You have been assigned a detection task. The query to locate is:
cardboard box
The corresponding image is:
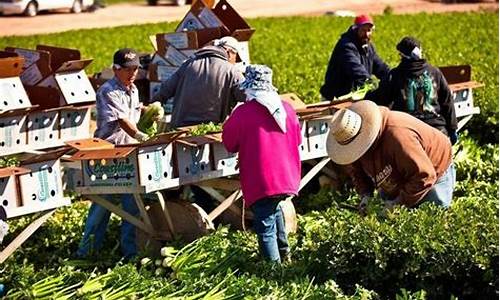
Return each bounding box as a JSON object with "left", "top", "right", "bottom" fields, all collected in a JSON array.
[
  {"left": 0, "top": 112, "right": 29, "bottom": 156},
  {"left": 0, "top": 53, "right": 37, "bottom": 155},
  {"left": 298, "top": 120, "right": 308, "bottom": 160},
  {"left": 175, "top": 0, "right": 255, "bottom": 42},
  {"left": 213, "top": 0, "right": 255, "bottom": 41},
  {"left": 59, "top": 105, "right": 92, "bottom": 141},
  {"left": 157, "top": 31, "right": 199, "bottom": 50},
  {"left": 194, "top": 3, "right": 225, "bottom": 29},
  {"left": 176, "top": 11, "right": 206, "bottom": 32},
  {"left": 193, "top": 27, "right": 224, "bottom": 47},
  {"left": 26, "top": 109, "right": 60, "bottom": 149},
  {"left": 150, "top": 53, "right": 171, "bottom": 66},
  {"left": 14, "top": 149, "right": 70, "bottom": 218},
  {"left": 150, "top": 81, "right": 162, "bottom": 99},
  {"left": 0, "top": 167, "right": 30, "bottom": 219},
  {"left": 148, "top": 64, "right": 178, "bottom": 82},
  {"left": 60, "top": 158, "right": 83, "bottom": 192},
  {"left": 439, "top": 65, "right": 482, "bottom": 120},
  {"left": 175, "top": 135, "right": 215, "bottom": 178},
  {"left": 38, "top": 59, "right": 96, "bottom": 106},
  {"left": 0, "top": 52, "right": 35, "bottom": 112},
  {"left": 210, "top": 140, "right": 238, "bottom": 176},
  {"left": 9, "top": 45, "right": 97, "bottom": 107},
  {"left": 4, "top": 47, "right": 51, "bottom": 86},
  {"left": 304, "top": 116, "right": 331, "bottom": 160},
  {"left": 22, "top": 83, "right": 93, "bottom": 150},
  {"left": 160, "top": 45, "right": 188, "bottom": 67},
  {"left": 69, "top": 133, "right": 183, "bottom": 194}
]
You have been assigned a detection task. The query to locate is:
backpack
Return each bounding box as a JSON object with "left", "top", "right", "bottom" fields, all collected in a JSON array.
[{"left": 404, "top": 70, "right": 435, "bottom": 115}]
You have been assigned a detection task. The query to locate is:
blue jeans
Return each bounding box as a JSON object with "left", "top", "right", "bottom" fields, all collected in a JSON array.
[
  {"left": 421, "top": 163, "right": 456, "bottom": 208},
  {"left": 77, "top": 194, "right": 139, "bottom": 259},
  {"left": 380, "top": 163, "right": 456, "bottom": 208},
  {"left": 251, "top": 196, "right": 289, "bottom": 263}
]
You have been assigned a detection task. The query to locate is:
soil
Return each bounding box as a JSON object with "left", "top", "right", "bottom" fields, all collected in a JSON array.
[{"left": 0, "top": 0, "right": 497, "bottom": 37}]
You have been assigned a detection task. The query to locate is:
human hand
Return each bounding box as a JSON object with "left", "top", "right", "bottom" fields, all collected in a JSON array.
[
  {"left": 384, "top": 196, "right": 401, "bottom": 211},
  {"left": 449, "top": 130, "right": 458, "bottom": 145},
  {"left": 358, "top": 194, "right": 371, "bottom": 215},
  {"left": 134, "top": 131, "right": 149, "bottom": 142}
]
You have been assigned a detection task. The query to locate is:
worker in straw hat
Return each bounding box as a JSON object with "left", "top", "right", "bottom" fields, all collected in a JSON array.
[
  {"left": 326, "top": 100, "right": 455, "bottom": 212},
  {"left": 320, "top": 14, "right": 390, "bottom": 101}
]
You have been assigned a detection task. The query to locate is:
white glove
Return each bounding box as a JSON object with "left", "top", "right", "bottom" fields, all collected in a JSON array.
[
  {"left": 0, "top": 220, "right": 9, "bottom": 244},
  {"left": 358, "top": 194, "right": 371, "bottom": 215},
  {"left": 134, "top": 131, "right": 149, "bottom": 142}
]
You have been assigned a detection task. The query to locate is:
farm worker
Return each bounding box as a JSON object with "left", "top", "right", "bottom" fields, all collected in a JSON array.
[
  {"left": 326, "top": 100, "right": 455, "bottom": 214},
  {"left": 370, "top": 36, "right": 458, "bottom": 145},
  {"left": 77, "top": 48, "right": 147, "bottom": 260},
  {"left": 152, "top": 36, "right": 246, "bottom": 212},
  {"left": 320, "top": 14, "right": 390, "bottom": 100},
  {"left": 222, "top": 65, "right": 302, "bottom": 263},
  {"left": 152, "top": 36, "right": 246, "bottom": 128}
]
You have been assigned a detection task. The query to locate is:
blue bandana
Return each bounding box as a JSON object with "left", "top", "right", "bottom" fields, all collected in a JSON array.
[{"left": 239, "top": 64, "right": 277, "bottom": 92}]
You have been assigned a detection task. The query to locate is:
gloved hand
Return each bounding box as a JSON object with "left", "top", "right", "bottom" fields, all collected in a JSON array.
[
  {"left": 357, "top": 194, "right": 371, "bottom": 215},
  {"left": 134, "top": 131, "right": 149, "bottom": 143},
  {"left": 449, "top": 130, "right": 458, "bottom": 145},
  {"left": 384, "top": 196, "right": 401, "bottom": 211},
  {"left": 0, "top": 219, "right": 9, "bottom": 244}
]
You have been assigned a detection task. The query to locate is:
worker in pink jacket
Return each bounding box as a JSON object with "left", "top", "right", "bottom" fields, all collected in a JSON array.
[{"left": 222, "top": 64, "right": 302, "bottom": 263}]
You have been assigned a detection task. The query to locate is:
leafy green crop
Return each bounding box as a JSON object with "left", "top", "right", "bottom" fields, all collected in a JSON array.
[
  {"left": 189, "top": 122, "right": 222, "bottom": 136},
  {"left": 0, "top": 157, "right": 20, "bottom": 168},
  {"left": 137, "top": 101, "right": 165, "bottom": 136}
]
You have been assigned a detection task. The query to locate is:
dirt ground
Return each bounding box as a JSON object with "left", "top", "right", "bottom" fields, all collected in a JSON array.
[{"left": 0, "top": 0, "right": 497, "bottom": 37}]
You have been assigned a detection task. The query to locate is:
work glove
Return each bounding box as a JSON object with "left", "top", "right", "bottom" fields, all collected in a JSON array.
[
  {"left": 449, "top": 130, "right": 458, "bottom": 145},
  {"left": 0, "top": 220, "right": 9, "bottom": 244},
  {"left": 134, "top": 131, "right": 149, "bottom": 143},
  {"left": 384, "top": 196, "right": 401, "bottom": 212},
  {"left": 357, "top": 194, "right": 371, "bottom": 216}
]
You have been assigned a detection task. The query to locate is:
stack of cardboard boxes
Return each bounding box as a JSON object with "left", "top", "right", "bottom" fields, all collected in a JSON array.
[
  {"left": 148, "top": 0, "right": 254, "bottom": 102},
  {"left": 0, "top": 45, "right": 95, "bottom": 155}
]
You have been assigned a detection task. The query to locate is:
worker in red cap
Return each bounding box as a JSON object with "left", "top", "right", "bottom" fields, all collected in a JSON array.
[{"left": 320, "top": 14, "right": 390, "bottom": 100}]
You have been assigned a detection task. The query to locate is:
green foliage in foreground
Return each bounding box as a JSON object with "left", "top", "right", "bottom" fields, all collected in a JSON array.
[
  {"left": 0, "top": 12, "right": 497, "bottom": 140},
  {"left": 1, "top": 137, "right": 498, "bottom": 299}
]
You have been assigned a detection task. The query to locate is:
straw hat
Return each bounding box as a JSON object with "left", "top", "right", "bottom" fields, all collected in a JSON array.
[{"left": 326, "top": 100, "right": 382, "bottom": 165}]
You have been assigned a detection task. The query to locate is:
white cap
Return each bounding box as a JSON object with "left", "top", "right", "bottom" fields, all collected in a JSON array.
[{"left": 215, "top": 36, "right": 240, "bottom": 54}]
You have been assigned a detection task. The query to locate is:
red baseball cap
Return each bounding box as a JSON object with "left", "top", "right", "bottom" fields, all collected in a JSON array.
[{"left": 354, "top": 14, "right": 374, "bottom": 27}]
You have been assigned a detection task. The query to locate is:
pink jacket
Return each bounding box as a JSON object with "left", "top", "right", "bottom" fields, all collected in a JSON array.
[{"left": 222, "top": 101, "right": 302, "bottom": 207}]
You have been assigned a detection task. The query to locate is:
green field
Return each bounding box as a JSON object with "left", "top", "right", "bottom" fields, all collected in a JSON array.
[{"left": 0, "top": 12, "right": 498, "bottom": 299}]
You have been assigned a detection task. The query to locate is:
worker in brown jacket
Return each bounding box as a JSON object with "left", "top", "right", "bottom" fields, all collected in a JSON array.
[{"left": 326, "top": 100, "right": 455, "bottom": 212}]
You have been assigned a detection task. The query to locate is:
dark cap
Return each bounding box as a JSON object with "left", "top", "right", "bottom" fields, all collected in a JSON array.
[
  {"left": 113, "top": 48, "right": 140, "bottom": 68},
  {"left": 396, "top": 36, "right": 422, "bottom": 60}
]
